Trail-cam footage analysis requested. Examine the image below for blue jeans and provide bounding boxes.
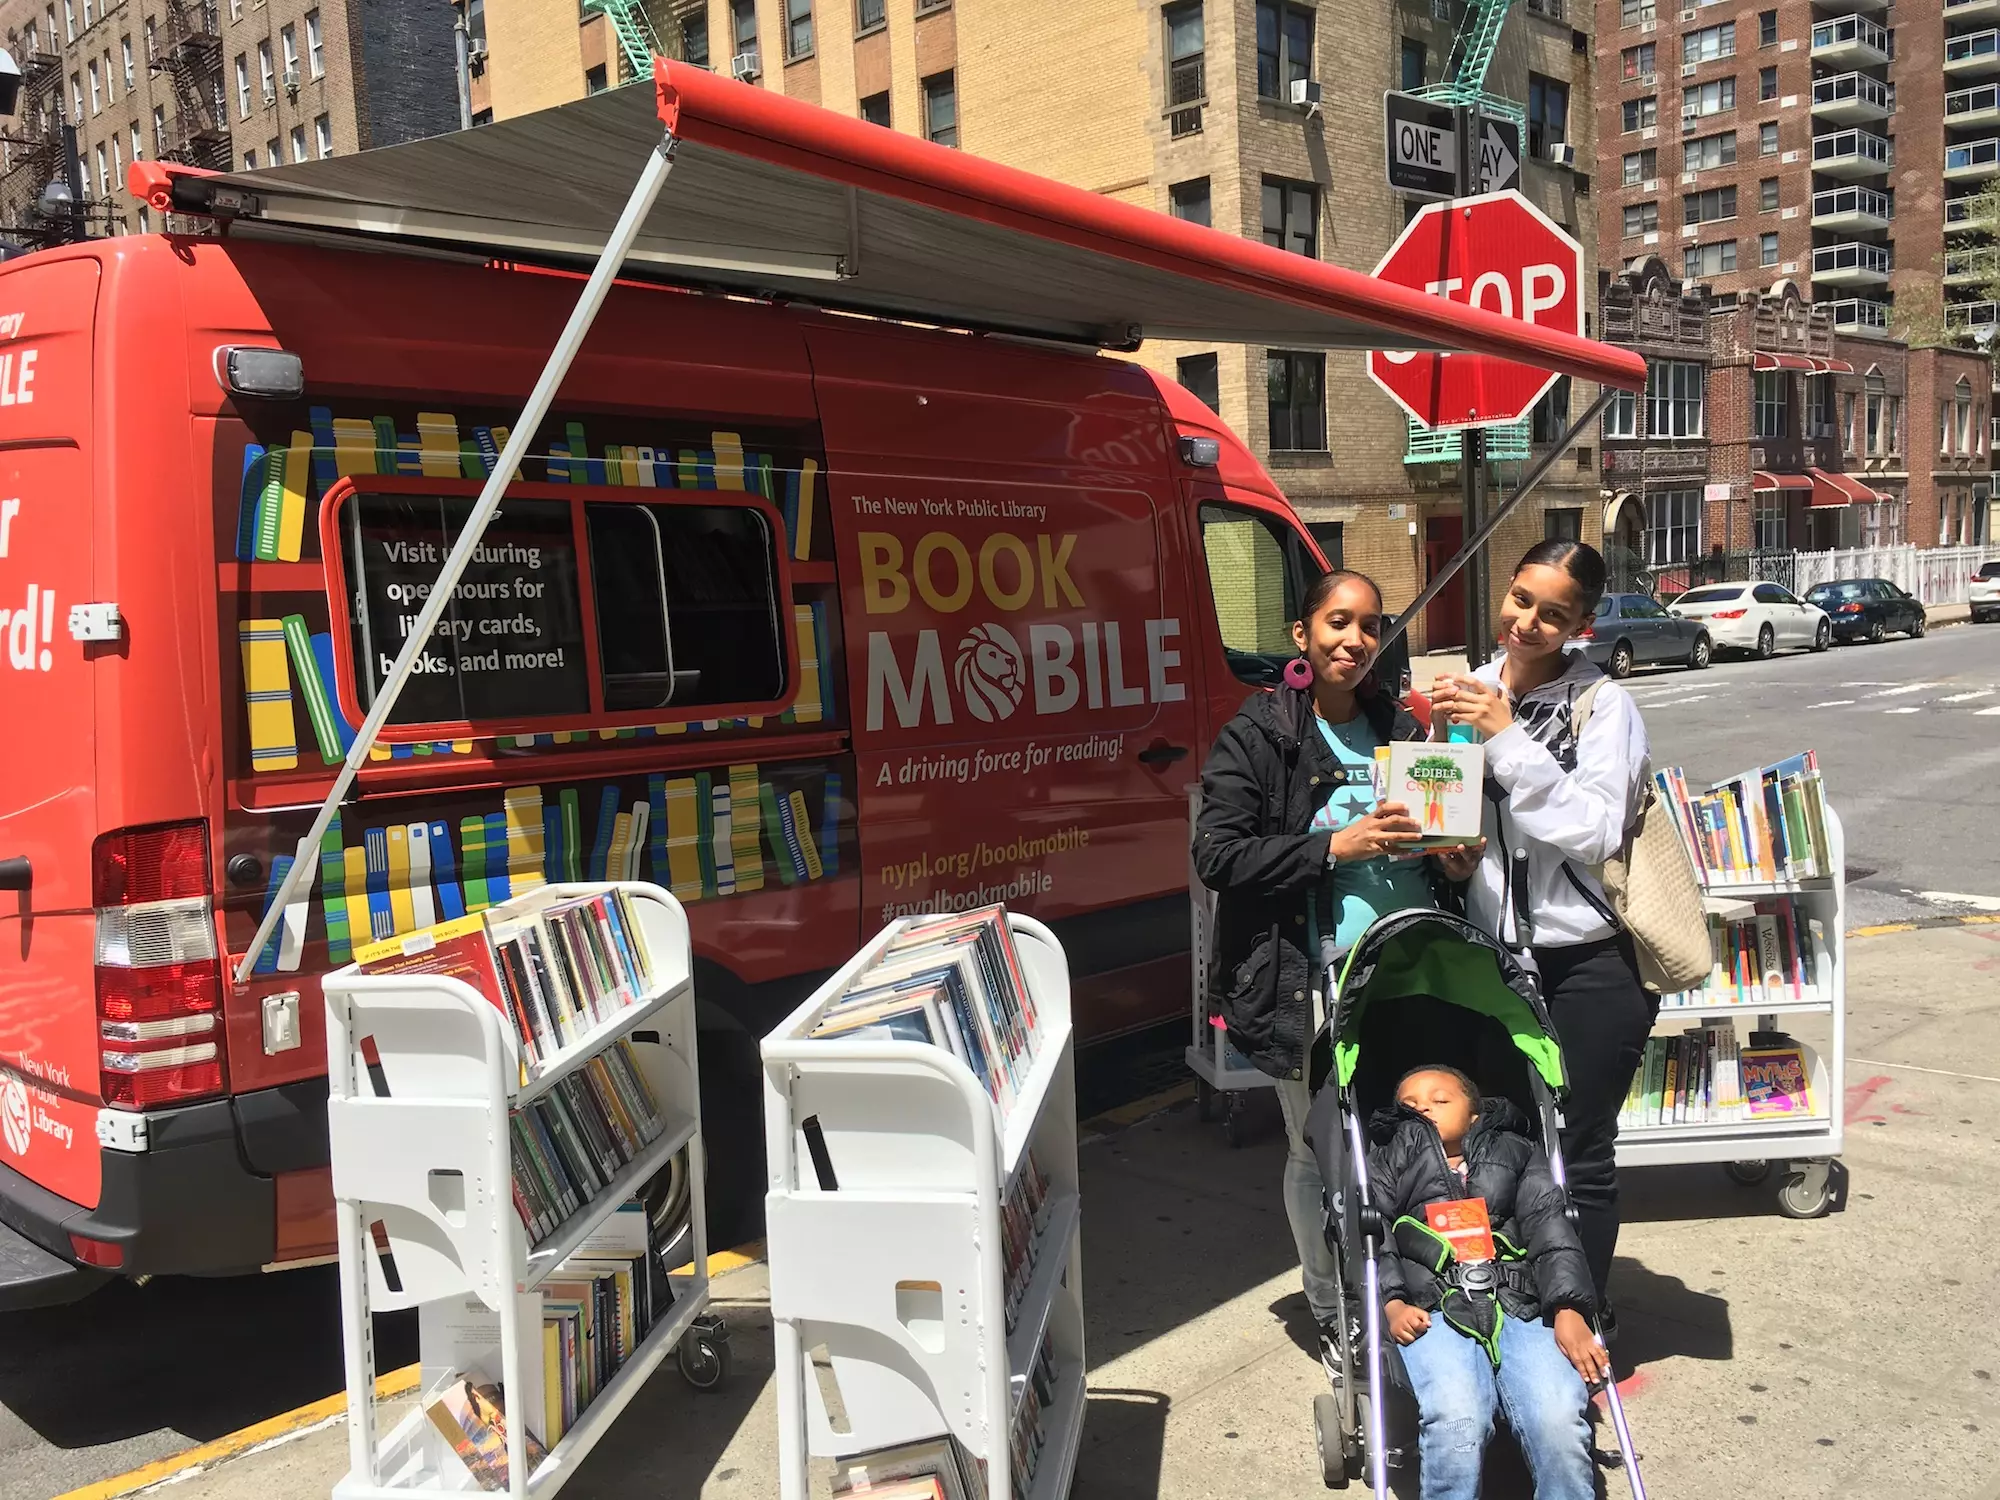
[1396,1310,1593,1500]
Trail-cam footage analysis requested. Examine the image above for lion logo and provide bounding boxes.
[953,623,1026,723]
[0,1076,29,1159]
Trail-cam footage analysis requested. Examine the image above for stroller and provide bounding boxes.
[1299,909,1647,1497]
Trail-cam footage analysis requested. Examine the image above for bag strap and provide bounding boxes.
[1570,676,1605,745]
[1557,675,1629,930]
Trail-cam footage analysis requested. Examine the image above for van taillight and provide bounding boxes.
[91,822,226,1111]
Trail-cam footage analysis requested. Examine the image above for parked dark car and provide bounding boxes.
[1802,577,1928,643]
[1571,591,1712,678]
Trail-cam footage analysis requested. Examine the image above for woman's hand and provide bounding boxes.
[1553,1308,1611,1386]
[1385,1299,1431,1345]
[1430,674,1514,738]
[1329,803,1422,863]
[1431,839,1486,881]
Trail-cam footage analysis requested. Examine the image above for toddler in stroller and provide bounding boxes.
[1301,910,1644,1497]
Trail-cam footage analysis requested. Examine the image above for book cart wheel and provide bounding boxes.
[1724,1160,1771,1187]
[1313,1393,1351,1489]
[1195,1077,1218,1124]
[1776,1162,1835,1221]
[1223,1090,1256,1149]
[678,1313,733,1391]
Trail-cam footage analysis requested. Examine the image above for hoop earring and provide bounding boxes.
[1283,656,1314,690]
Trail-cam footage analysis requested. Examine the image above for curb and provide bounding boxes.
[1848,912,2000,939]
[48,1241,768,1500]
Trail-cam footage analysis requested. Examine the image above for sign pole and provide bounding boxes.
[1455,105,1491,669]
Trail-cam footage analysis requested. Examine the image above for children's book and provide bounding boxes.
[1371,741,1485,847]
[1741,1045,1814,1117]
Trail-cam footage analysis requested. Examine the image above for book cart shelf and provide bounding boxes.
[322,882,726,1499]
[1614,806,1848,1220]
[761,913,1083,1500]
[1184,787,1276,1145]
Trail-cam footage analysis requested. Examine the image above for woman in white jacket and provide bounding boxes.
[1429,540,1653,1332]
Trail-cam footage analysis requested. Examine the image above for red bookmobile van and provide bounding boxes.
[0,64,1641,1306]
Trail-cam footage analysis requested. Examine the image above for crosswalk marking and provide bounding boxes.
[1808,699,1856,708]
[1842,681,1898,688]
[1885,707,1920,714]
[1868,682,1937,697]
[1939,690,1995,703]
[1640,694,1710,707]
[1980,706,2000,717]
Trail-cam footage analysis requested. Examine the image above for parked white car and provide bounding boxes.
[1972,561,2000,624]
[1668,581,1831,659]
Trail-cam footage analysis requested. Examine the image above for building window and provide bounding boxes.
[1684,185,1736,224]
[1941,398,1955,455]
[121,35,134,88]
[1685,132,1736,170]
[1603,386,1638,438]
[471,107,493,125]
[1683,22,1734,64]
[1958,379,1976,452]
[1759,177,1779,212]
[1759,65,1777,100]
[1306,521,1345,570]
[153,105,167,154]
[786,0,813,60]
[307,10,325,78]
[1807,375,1835,437]
[1531,375,1572,445]
[1646,489,1701,565]
[267,136,281,166]
[916,0,950,11]
[244,149,257,171]
[923,70,957,147]
[1622,97,1657,132]
[1759,8,1778,45]
[70,72,81,123]
[290,125,307,162]
[1621,0,1655,22]
[1684,78,1734,117]
[144,16,156,62]
[281,23,298,82]
[1864,375,1887,455]
[1528,73,1568,156]
[1267,351,1327,451]
[258,40,274,102]
[1760,231,1779,266]
[315,113,332,158]
[1648,359,1704,438]
[732,0,758,69]
[1167,1,1205,134]
[682,8,709,66]
[130,122,141,162]
[1255,1,1313,101]
[856,0,885,32]
[1621,42,1654,78]
[1753,499,1785,550]
[1622,201,1659,237]
[88,58,100,113]
[1169,177,1211,226]
[1753,370,1788,438]
[63,0,74,41]
[1178,352,1221,414]
[1545,507,1584,541]
[1262,176,1317,257]
[111,134,120,184]
[1401,37,1427,91]
[859,91,890,126]
[93,143,107,197]
[585,63,609,92]
[1760,121,1778,155]
[1684,240,1737,278]
[1622,148,1656,185]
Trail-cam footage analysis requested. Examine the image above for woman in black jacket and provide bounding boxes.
[1193,569,1481,1357]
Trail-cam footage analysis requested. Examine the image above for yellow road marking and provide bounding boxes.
[1851,913,2000,938]
[1082,1080,1195,1135]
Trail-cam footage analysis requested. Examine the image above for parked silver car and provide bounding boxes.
[1571,591,1712,678]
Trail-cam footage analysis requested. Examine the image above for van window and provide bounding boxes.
[1198,502,1316,685]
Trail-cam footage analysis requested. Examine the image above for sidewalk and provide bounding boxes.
[103,921,2000,1499]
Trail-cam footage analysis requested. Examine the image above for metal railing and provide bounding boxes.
[1814,241,1892,276]
[1813,185,1893,222]
[1812,14,1891,54]
[1947,299,2000,331]
[1947,136,2000,173]
[1947,28,2000,66]
[1827,297,1893,330]
[1948,82,2000,119]
[1813,71,1892,112]
[1404,419,1531,464]
[1814,128,1894,169]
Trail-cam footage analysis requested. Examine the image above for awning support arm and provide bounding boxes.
[233,130,682,985]
[1376,386,1619,662]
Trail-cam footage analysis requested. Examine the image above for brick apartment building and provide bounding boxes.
[471,0,1606,654]
[0,0,456,241]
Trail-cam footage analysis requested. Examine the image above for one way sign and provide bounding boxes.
[1478,116,1522,195]
[1384,92,1523,198]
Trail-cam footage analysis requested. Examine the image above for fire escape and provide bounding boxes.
[150,0,231,172]
[0,42,65,243]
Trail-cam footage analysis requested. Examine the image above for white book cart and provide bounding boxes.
[762,912,1083,1500]
[1616,806,1848,1220]
[1183,787,1276,1145]
[322,881,730,1500]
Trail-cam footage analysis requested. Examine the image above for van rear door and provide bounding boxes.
[0,258,104,1212]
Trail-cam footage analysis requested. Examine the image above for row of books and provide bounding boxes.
[1654,751,1834,888]
[510,1040,669,1244]
[1619,1023,1818,1128]
[808,906,1044,1120]
[423,1377,548,1493]
[353,888,660,1077]
[1001,1152,1055,1336]
[828,1334,1063,1500]
[539,1191,680,1446]
[1658,898,1826,1010]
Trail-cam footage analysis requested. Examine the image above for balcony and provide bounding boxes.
[1405,419,1531,465]
[1828,297,1893,333]
[1947,136,2000,179]
[1949,0,2000,20]
[1812,128,1894,179]
[1812,241,1892,288]
[1813,185,1894,230]
[1812,15,1892,68]
[1946,300,2000,334]
[1813,71,1894,124]
[1947,28,2000,77]
[1949,193,1998,230]
[1945,248,1999,284]
[1948,82,2000,129]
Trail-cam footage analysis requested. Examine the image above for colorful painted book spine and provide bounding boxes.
[240,619,299,772]
[460,815,492,911]
[483,811,512,903]
[276,431,312,561]
[795,459,818,561]
[819,771,841,877]
[385,823,416,935]
[418,412,461,478]
[656,777,702,901]
[788,789,825,880]
[430,820,465,921]
[504,787,547,894]
[320,815,352,966]
[709,780,736,896]
[589,786,619,881]
[792,604,823,724]
[728,764,764,893]
[542,803,565,886]
[396,436,423,476]
[763,784,803,885]
[693,772,717,896]
[624,798,649,880]
[281,616,342,764]
[252,447,286,562]
[308,406,338,492]
[251,854,309,975]
[362,827,393,940]
[811,602,833,723]
[778,464,799,548]
[569,422,602,485]
[332,418,375,478]
[676,449,698,488]
[236,446,265,561]
[370,416,398,475]
[712,430,745,491]
[560,788,583,882]
[474,425,502,478]
[633,446,657,488]
[407,822,438,931]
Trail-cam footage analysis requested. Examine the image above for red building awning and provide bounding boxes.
[1809,467,1885,507]
[1810,356,1855,374]
[1753,471,1814,492]
[1753,351,1817,371]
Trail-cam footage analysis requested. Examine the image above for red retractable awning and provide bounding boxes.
[1809,467,1884,507]
[1753,351,1817,371]
[1753,471,1814,491]
[129,62,1646,390]
[1810,356,1855,374]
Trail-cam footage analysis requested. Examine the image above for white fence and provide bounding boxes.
[1792,543,2000,606]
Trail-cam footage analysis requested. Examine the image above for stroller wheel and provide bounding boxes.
[1313,1393,1352,1489]
[1724,1159,1771,1186]
[1195,1078,1218,1124]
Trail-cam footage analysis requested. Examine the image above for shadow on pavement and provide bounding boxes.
[1619,1161,1785,1224]
[1610,1256,1733,1372]
[1071,1387,1171,1499]
[0,1266,415,1451]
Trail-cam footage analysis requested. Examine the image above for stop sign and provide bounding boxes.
[1367,189,1583,430]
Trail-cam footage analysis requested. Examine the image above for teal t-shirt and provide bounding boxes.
[1307,711,1438,951]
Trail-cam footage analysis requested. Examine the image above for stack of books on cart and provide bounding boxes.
[1653,750,1833,887]
[1658,897,1827,1010]
[805,905,1045,1123]
[509,1040,670,1247]
[352,887,661,1083]
[1619,1020,1819,1128]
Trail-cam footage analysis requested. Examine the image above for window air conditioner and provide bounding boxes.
[1641,18,1657,32]
[1290,78,1322,107]
[730,51,759,80]
[282,65,299,92]
[1547,141,1578,167]
[1681,61,1698,76]
[261,86,276,104]
[1678,7,1696,18]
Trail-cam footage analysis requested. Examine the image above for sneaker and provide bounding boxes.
[1317,1316,1344,1384]
[1598,1302,1620,1348]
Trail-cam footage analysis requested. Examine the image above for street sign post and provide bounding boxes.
[1384,91,1458,198]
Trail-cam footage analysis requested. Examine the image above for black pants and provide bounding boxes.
[1533,933,1657,1310]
